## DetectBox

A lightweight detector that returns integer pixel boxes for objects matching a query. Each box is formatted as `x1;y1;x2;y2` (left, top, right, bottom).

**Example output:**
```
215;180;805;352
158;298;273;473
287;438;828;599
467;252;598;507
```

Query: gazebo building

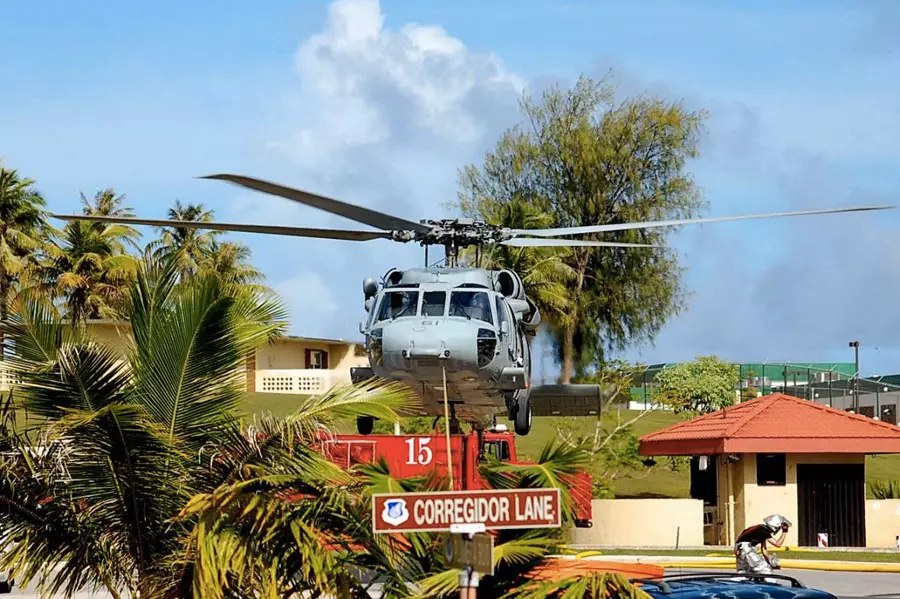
639;393;900;548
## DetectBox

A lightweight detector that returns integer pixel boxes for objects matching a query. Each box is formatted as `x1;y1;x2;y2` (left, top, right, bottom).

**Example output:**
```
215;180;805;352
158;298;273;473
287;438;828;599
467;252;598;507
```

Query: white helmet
763;514;791;532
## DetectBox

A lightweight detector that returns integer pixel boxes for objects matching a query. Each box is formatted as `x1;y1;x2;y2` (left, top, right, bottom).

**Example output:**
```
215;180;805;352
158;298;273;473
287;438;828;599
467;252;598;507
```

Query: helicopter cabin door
496;295;517;360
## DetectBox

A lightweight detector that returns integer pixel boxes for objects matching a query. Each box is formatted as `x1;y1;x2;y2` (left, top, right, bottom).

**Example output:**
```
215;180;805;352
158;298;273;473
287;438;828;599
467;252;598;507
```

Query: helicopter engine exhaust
494;269;525;300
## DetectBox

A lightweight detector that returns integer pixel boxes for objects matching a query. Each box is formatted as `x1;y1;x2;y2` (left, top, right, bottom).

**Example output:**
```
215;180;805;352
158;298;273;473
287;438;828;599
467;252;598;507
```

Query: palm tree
33;219;139;323
0;255;415;598
80;188;142;252
0;164;50;353
459;197;575;336
149;200;220;281
199;239;268;292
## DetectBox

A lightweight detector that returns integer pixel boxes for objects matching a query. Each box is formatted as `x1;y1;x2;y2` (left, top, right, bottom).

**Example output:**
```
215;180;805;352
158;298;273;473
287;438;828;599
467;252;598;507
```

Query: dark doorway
797;463;865;547
690;456;718;505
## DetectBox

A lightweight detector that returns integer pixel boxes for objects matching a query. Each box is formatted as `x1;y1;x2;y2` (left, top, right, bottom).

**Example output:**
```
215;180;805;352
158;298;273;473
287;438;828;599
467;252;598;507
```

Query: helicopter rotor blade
501;238;657;248
50;214;392;242
514;205;895;238
200;174;432;234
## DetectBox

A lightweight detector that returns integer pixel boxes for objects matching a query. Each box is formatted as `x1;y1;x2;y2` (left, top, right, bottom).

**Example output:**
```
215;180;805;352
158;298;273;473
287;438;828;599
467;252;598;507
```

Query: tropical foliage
504;571;654;599
453;73;707;383
0;163;51;339
0;256;417;598
0;162;270;328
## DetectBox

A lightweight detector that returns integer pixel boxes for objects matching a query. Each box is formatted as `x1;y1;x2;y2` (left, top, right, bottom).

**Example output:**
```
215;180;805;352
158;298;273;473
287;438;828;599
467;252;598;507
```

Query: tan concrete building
1;319;369;396
638;393;900;548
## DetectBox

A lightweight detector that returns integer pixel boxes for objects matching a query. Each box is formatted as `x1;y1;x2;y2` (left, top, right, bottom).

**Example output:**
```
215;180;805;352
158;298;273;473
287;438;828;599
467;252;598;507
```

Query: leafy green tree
0;256;414;599
654;356;740;414
455;74;707;382
0;163;51;350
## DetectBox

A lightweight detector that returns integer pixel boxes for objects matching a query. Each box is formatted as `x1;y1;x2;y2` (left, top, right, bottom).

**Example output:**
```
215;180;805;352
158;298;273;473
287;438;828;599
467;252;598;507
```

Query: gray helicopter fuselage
359;267;539;425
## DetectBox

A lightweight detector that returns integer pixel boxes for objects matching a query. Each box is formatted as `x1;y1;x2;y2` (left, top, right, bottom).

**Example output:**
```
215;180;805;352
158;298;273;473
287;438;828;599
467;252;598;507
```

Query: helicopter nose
380;318;481;372
381;321;449;361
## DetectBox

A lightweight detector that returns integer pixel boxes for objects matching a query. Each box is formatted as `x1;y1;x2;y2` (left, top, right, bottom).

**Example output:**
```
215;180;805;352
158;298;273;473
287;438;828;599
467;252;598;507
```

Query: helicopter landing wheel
356;415;374;435
513;396;532;436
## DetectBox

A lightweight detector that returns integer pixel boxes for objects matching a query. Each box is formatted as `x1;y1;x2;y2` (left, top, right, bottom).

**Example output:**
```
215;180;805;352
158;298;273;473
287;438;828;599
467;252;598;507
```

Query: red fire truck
312;424;594;528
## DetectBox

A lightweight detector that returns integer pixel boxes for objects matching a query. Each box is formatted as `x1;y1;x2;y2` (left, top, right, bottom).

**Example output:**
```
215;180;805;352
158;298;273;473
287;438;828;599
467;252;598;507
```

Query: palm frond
129;272;249;443
270;378;418;442
501;571;655;599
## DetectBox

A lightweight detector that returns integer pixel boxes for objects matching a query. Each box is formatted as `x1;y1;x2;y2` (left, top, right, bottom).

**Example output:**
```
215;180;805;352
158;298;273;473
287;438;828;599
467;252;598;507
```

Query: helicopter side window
448;291;493;325
421;291;446;317
376;290;419;322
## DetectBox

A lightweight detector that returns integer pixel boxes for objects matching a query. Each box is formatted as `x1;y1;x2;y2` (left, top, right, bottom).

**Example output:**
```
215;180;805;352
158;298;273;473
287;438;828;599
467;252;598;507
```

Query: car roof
632;572;837;599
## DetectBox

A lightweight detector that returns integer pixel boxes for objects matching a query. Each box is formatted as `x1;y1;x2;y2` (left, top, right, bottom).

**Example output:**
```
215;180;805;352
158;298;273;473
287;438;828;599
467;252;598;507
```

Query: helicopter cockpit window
421;291;446;317
448;291;493;324
376;290;419;321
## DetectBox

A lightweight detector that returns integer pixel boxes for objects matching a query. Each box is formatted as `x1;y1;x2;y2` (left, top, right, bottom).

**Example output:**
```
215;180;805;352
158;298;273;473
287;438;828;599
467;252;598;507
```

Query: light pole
849;341;860;412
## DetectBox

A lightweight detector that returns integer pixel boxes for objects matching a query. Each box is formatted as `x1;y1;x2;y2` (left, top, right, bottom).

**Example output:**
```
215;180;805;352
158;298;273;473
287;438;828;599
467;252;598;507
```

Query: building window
306;349;329;370
757;453;786;486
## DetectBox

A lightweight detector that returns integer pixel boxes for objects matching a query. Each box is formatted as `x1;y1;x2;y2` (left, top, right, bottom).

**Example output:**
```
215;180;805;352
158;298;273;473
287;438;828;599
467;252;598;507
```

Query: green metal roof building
630;361;857;404
626;362;900;424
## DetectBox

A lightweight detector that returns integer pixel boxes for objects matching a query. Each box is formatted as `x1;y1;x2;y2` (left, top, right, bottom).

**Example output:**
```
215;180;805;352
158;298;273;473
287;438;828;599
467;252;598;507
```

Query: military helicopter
53;174;893;436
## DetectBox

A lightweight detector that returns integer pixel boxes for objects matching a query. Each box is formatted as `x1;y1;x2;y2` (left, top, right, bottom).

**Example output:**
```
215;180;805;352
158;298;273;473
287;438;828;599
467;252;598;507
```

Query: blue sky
2;0;899;378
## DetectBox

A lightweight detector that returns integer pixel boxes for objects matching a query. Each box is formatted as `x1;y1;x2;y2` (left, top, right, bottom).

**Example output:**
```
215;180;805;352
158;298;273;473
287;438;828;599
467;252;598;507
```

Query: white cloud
274;272;341;338
267;0;525;172
214;0;531;345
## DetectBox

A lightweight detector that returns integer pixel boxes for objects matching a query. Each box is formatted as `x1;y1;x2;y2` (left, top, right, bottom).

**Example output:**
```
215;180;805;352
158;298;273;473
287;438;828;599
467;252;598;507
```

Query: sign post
372;488;562;599
446;531;494;574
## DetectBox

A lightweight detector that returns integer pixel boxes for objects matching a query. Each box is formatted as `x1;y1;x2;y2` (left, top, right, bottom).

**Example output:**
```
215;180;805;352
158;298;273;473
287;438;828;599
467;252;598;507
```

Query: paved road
5;569;900;598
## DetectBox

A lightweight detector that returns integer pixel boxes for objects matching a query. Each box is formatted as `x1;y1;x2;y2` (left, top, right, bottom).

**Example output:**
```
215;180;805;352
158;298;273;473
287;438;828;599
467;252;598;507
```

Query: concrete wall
866;499;900;548
84;321;133;357
569;499;704;547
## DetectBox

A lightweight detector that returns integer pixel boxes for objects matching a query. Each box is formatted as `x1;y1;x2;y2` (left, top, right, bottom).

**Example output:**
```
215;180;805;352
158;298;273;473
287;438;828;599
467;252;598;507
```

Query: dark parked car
632;572;837;599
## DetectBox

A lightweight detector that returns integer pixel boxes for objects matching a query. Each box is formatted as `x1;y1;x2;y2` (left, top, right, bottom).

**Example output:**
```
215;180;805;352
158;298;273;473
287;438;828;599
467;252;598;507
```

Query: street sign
372;488;562;534
446;533;494;575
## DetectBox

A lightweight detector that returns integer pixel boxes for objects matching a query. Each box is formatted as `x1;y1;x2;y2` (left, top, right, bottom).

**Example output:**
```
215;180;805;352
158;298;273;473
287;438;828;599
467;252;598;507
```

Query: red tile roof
639;393;900;455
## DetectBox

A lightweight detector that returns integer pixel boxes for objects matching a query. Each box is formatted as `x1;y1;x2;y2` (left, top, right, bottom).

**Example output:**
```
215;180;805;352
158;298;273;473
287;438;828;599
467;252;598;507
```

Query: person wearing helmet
734;514;791;574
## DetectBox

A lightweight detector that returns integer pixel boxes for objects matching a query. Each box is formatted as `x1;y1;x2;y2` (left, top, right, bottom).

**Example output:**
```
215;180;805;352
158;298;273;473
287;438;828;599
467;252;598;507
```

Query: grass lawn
573;548;900;562
237;393;900;499
12;390;900;499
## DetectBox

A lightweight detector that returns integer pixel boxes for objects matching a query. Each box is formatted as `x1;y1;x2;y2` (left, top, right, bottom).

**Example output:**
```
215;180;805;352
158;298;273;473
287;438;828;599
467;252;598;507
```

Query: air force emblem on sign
382;499;410;526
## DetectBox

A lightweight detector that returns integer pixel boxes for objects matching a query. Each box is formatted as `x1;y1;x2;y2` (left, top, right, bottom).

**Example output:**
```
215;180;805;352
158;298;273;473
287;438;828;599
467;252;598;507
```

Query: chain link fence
630;362;900;423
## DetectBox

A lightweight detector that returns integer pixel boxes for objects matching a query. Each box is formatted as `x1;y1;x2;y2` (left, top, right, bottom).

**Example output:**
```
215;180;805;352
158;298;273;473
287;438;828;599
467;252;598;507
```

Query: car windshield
376;290;419;321
449;290;493;324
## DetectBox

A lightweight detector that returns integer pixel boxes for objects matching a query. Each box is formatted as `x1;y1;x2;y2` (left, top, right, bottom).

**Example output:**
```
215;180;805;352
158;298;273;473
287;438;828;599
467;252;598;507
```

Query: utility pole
849;341;860;412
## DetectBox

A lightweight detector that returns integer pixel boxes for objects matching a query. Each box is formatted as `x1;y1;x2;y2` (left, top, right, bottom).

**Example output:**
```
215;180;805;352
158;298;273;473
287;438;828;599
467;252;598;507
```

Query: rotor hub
408;219;511;249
